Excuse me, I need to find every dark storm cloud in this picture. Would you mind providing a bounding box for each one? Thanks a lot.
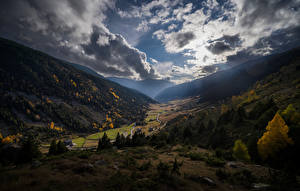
[0,0,156,79]
[82,26,156,79]
[207,34,242,55]
[207,41,231,55]
[175,32,196,48]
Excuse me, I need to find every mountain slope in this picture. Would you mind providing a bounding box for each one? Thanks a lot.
[108,77,174,98]
[155,48,300,102]
[0,38,155,137]
[159,51,300,150]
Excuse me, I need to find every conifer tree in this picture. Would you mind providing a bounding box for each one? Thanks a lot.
[48,139,57,155]
[56,140,68,154]
[114,132,121,148]
[97,133,112,151]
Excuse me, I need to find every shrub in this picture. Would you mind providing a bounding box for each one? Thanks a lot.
[171,158,183,175]
[233,139,251,162]
[138,160,152,171]
[157,161,170,178]
[216,169,231,180]
[205,156,225,167]
[189,152,207,161]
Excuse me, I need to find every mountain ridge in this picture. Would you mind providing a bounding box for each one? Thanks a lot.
[108,77,174,98]
[155,47,300,102]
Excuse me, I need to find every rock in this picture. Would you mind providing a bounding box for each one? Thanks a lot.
[73,163,94,174]
[31,160,42,168]
[187,175,216,186]
[200,177,216,186]
[227,161,238,168]
[112,146,118,150]
[113,164,119,170]
[86,163,94,169]
[95,160,107,166]
[252,183,270,190]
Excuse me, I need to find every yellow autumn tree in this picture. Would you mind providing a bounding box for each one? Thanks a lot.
[257,113,294,160]
[50,122,55,129]
[2,136,13,144]
[281,104,300,125]
[109,123,114,129]
[221,104,229,114]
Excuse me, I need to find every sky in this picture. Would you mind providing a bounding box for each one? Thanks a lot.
[0,0,299,84]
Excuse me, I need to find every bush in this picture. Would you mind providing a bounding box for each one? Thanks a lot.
[138,160,152,171]
[216,169,231,180]
[233,139,250,162]
[215,148,234,160]
[157,161,170,179]
[205,156,225,167]
[189,152,207,161]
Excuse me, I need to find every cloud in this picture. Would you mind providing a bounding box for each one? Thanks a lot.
[175,32,196,48]
[82,26,156,79]
[146,0,300,79]
[207,41,232,54]
[0,0,157,80]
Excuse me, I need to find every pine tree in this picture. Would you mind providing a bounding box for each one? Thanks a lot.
[19,135,41,163]
[97,133,112,151]
[207,120,215,129]
[172,158,183,175]
[48,139,57,155]
[56,140,68,154]
[114,132,121,148]
[183,126,192,139]
[257,113,294,160]
[233,139,250,162]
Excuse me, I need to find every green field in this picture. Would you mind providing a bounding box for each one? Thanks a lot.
[72,137,86,147]
[86,123,135,140]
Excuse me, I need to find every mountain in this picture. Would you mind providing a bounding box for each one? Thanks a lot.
[108,77,174,98]
[158,50,300,168]
[0,38,155,138]
[155,47,300,102]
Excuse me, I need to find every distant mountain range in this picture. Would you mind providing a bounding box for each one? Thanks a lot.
[108,77,174,98]
[155,47,300,102]
[0,37,154,137]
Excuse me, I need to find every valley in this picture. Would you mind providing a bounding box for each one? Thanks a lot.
[1,38,300,191]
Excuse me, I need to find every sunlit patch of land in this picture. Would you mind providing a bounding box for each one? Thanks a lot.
[68,123,135,149]
[137,96,214,135]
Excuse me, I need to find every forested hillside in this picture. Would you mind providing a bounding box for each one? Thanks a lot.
[158,53,300,173]
[0,38,154,138]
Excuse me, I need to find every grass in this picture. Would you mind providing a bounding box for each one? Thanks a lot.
[145,113,157,122]
[86,123,135,140]
[72,137,86,148]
